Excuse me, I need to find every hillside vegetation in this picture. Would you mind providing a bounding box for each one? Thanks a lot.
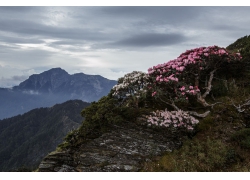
[56,36,250,172]
[0,100,89,172]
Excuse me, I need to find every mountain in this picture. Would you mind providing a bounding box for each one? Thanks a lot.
[38,36,250,172]
[0,99,90,172]
[0,68,117,120]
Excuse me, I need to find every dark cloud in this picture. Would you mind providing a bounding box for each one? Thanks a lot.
[0,35,44,44]
[109,33,186,47]
[100,6,207,25]
[1,6,250,86]
[0,18,109,42]
[0,6,40,12]
[11,75,28,81]
[0,49,54,65]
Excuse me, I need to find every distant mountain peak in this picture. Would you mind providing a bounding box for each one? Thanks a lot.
[1,68,117,119]
[40,67,69,76]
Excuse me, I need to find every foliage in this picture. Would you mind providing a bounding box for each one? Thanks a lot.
[147,46,241,108]
[77,45,243,135]
[146,137,230,172]
[226,35,250,80]
[0,100,89,172]
[112,71,149,108]
[61,95,154,148]
[231,129,250,149]
[61,36,250,172]
[144,109,199,131]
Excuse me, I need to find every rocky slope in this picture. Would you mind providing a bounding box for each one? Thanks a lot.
[37,35,250,172]
[0,68,116,120]
[38,121,182,172]
[0,100,90,171]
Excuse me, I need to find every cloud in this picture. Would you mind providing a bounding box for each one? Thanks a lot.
[109,33,186,48]
[0,35,44,44]
[0,6,250,85]
[22,90,40,95]
[0,75,28,88]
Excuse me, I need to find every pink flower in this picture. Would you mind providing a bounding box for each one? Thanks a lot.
[179,86,185,91]
[179,66,185,71]
[189,90,196,95]
[172,65,176,69]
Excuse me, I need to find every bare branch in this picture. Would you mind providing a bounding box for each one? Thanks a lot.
[242,99,250,107]
[157,97,180,111]
[196,69,217,107]
[202,69,216,99]
[210,102,223,109]
[188,110,210,118]
[230,98,250,113]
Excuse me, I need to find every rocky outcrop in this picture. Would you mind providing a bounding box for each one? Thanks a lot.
[38,121,183,172]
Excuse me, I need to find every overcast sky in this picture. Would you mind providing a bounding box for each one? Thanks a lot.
[0,5,250,87]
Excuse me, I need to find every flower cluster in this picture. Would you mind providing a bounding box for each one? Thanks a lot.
[112,71,149,99]
[179,85,200,96]
[147,46,241,101]
[145,109,199,131]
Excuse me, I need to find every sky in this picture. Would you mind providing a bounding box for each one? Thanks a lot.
[0,3,250,87]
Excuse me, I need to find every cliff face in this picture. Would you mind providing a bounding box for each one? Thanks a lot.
[38,121,183,172]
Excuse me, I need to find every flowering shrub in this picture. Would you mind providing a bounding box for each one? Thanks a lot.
[147,46,242,107]
[145,109,199,131]
[112,71,149,99]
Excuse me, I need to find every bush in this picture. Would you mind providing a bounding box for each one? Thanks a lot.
[153,137,229,172]
[231,128,250,149]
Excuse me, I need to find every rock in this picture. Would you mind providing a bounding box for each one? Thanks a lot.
[38,121,183,172]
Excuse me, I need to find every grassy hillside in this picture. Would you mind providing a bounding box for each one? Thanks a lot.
[141,36,250,172]
[54,35,250,172]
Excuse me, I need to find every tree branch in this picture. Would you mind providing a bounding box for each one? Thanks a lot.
[157,97,180,111]
[202,69,216,99]
[196,69,217,107]
[230,98,250,113]
[188,110,210,118]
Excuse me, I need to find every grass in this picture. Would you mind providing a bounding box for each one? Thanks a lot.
[142,82,250,172]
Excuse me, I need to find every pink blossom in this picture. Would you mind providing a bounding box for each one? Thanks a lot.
[179,86,185,91]
[179,66,185,71]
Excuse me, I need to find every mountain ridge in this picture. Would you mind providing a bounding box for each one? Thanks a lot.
[0,68,117,120]
[0,99,90,172]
